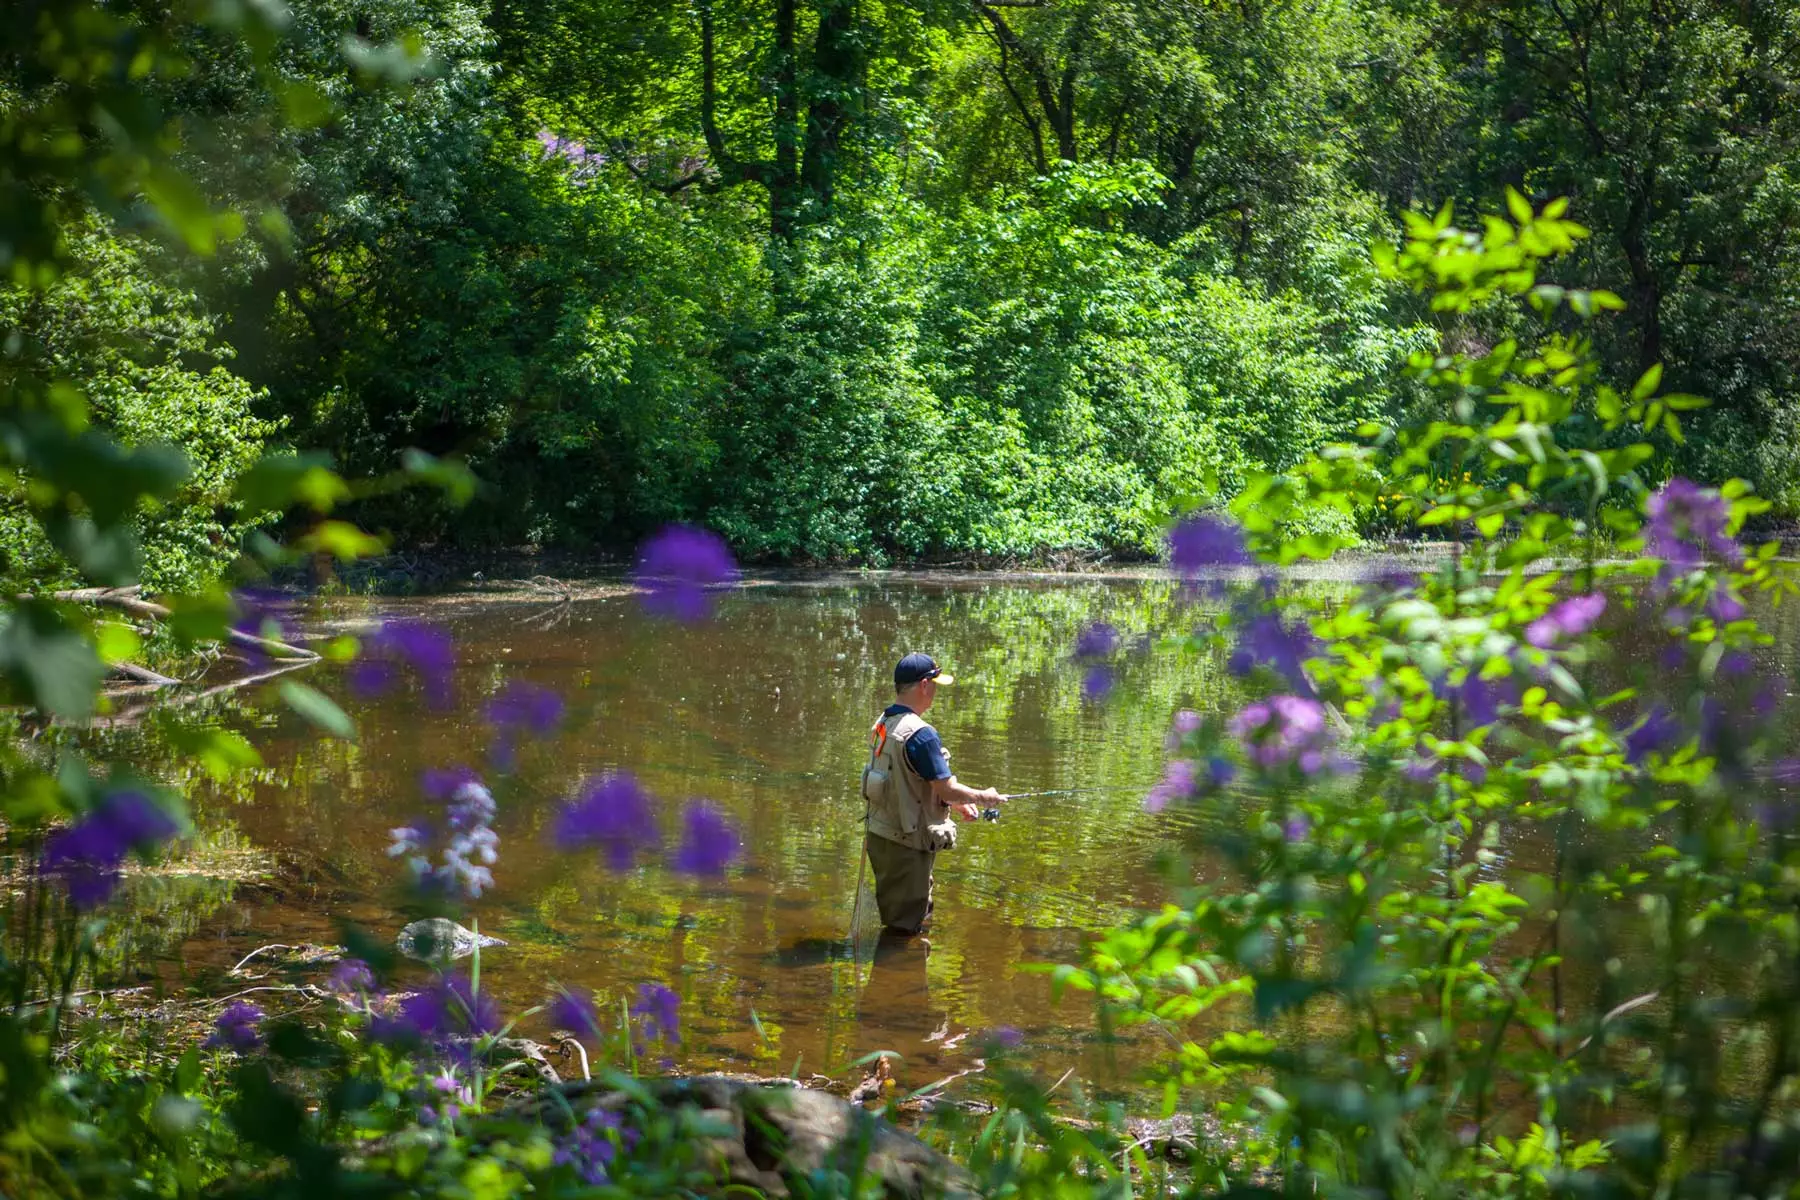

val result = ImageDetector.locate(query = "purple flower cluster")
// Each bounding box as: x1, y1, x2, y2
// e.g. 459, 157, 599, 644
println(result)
1229, 695, 1342, 775
634, 525, 738, 622
631, 983, 681, 1052
388, 770, 500, 898
553, 1106, 635, 1185
420, 1066, 475, 1125
672, 802, 739, 876
1168, 513, 1251, 578
1144, 755, 1234, 813
549, 986, 602, 1038
1074, 621, 1121, 700
1525, 593, 1606, 648
984, 1026, 1025, 1050
350, 620, 455, 708
554, 774, 741, 877
230, 587, 298, 666
1440, 671, 1518, 728
1228, 612, 1321, 697
1624, 707, 1682, 764
555, 773, 660, 870
1646, 478, 1742, 584
205, 1001, 265, 1053
374, 972, 501, 1046
327, 958, 377, 997
484, 680, 565, 770
41, 791, 178, 910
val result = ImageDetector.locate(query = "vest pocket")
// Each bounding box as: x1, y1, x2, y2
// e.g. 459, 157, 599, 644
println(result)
861, 765, 888, 805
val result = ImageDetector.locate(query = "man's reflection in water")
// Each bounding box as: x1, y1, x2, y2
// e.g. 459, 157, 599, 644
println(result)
858, 930, 946, 1084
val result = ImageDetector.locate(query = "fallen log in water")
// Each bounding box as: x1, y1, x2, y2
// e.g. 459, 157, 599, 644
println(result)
27, 586, 320, 662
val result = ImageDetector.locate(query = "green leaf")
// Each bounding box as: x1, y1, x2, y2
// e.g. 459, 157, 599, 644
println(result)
235, 452, 349, 515
0, 601, 104, 718
296, 520, 387, 561
174, 1046, 202, 1095
1631, 363, 1663, 401
278, 681, 356, 740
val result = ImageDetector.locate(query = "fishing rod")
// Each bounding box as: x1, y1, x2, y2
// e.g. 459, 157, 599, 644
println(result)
979, 784, 1148, 821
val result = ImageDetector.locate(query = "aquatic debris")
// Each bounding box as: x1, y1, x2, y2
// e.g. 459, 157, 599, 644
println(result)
396, 917, 506, 963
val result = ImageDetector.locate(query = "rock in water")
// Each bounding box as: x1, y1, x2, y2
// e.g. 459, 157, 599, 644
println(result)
396, 918, 505, 962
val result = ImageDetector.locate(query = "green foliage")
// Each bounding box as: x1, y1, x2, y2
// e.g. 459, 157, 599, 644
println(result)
0, 224, 277, 593
1068, 194, 1800, 1196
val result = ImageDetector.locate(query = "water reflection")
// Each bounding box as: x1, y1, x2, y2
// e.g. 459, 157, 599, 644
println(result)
82, 571, 1800, 1103
150, 576, 1225, 1094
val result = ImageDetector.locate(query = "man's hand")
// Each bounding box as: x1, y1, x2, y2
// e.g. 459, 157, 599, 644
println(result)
976, 786, 1002, 804
955, 802, 981, 822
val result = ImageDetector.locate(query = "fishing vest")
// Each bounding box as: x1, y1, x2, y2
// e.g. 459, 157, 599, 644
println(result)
862, 710, 951, 852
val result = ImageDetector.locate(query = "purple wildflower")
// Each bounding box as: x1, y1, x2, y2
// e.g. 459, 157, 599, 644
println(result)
1646, 478, 1742, 584
230, 587, 297, 666
1525, 593, 1607, 648
549, 986, 602, 1037
672, 801, 739, 877
1082, 665, 1114, 701
350, 620, 455, 707
553, 1106, 629, 1185
420, 1067, 475, 1125
327, 959, 376, 996
408, 973, 501, 1040
1229, 695, 1342, 775
41, 791, 178, 910
555, 774, 661, 871
985, 1026, 1025, 1050
1624, 707, 1682, 764
420, 766, 482, 802
1283, 814, 1310, 842
631, 983, 681, 1049
634, 525, 738, 622
1145, 759, 1197, 813
440, 779, 500, 898
1172, 709, 1202, 736
389, 775, 500, 898
1440, 671, 1517, 728
1167, 513, 1251, 577
1228, 613, 1320, 696
1709, 587, 1747, 623
1074, 622, 1120, 658
485, 681, 564, 770
205, 1001, 265, 1053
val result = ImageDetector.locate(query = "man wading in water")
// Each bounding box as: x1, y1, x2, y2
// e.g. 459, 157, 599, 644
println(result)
861, 653, 1004, 936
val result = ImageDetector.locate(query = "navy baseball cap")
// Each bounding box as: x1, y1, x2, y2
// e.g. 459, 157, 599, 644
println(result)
894, 652, 954, 688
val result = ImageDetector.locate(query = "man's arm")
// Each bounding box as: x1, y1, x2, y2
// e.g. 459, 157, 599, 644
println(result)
931, 775, 1002, 821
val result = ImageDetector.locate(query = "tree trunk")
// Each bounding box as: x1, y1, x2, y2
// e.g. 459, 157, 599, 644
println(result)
801, 0, 859, 215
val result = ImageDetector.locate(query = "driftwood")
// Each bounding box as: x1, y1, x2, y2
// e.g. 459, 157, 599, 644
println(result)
33, 586, 318, 662
109, 660, 181, 686
11, 586, 326, 726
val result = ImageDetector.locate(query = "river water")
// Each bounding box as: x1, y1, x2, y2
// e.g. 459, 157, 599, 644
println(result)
93, 565, 1800, 1107
149, 573, 1249, 1098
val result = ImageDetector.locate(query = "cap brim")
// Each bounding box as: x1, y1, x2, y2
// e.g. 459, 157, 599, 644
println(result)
933, 672, 954, 686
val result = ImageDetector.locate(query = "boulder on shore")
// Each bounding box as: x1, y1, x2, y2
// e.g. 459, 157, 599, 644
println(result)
514, 1075, 976, 1198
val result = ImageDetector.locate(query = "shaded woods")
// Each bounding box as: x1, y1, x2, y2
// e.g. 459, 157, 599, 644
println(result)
8, 0, 1800, 582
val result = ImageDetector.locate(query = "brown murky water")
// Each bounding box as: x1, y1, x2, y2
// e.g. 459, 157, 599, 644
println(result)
154, 574, 1240, 1098
110, 568, 1800, 1108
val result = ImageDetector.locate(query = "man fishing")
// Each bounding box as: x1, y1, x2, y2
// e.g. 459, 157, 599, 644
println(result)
860, 653, 1004, 936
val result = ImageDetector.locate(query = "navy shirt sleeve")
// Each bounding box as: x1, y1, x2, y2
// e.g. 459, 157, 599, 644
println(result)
904, 725, 951, 782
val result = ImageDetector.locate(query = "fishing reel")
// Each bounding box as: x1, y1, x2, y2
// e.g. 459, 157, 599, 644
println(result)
979, 807, 1001, 822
